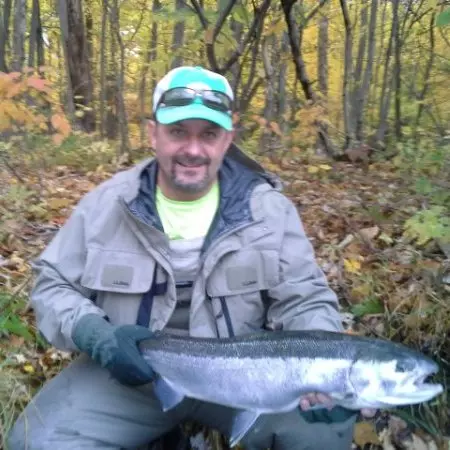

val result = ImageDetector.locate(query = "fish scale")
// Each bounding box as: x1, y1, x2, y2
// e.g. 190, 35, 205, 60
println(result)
139, 329, 443, 447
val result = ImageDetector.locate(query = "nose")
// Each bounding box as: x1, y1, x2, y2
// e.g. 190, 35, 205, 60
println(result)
184, 137, 203, 156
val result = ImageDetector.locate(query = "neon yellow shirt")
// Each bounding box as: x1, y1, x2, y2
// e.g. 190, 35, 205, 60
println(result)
156, 183, 219, 240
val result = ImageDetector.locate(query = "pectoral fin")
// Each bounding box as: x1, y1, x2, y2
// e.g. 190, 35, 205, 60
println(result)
153, 376, 185, 411
229, 410, 260, 448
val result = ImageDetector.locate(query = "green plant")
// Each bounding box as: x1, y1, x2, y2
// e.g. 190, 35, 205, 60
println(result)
0, 293, 38, 343
404, 206, 450, 245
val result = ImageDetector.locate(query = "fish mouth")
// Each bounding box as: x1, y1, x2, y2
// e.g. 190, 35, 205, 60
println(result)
380, 370, 444, 406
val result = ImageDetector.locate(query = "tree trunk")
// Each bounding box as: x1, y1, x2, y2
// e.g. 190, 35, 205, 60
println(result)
12, 0, 26, 72
317, 11, 328, 97
229, 17, 244, 97
260, 33, 277, 153
85, 0, 94, 60
0, 0, 12, 72
58, 0, 96, 132
355, 0, 378, 142
99, 0, 108, 138
316, 9, 328, 153
369, 0, 387, 124
393, 10, 402, 141
106, 1, 118, 140
139, 0, 160, 145
279, 31, 290, 127
374, 0, 399, 147
171, 0, 185, 69
414, 12, 436, 140
353, 0, 367, 89
281, 0, 315, 102
339, 0, 355, 148
351, 0, 368, 139
110, 0, 130, 154
29, 0, 45, 69
281, 0, 336, 156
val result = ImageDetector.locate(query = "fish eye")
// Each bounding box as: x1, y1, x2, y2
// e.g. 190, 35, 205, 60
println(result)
396, 360, 414, 373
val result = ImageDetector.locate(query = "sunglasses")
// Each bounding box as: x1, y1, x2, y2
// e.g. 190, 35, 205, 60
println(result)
156, 88, 233, 114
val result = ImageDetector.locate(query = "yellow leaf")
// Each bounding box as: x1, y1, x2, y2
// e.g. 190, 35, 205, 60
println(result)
23, 363, 35, 373
353, 422, 380, 447
48, 198, 72, 210
319, 164, 332, 171
74, 110, 85, 118
344, 258, 361, 273
307, 166, 319, 174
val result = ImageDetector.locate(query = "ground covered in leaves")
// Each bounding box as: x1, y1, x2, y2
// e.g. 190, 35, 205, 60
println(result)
0, 154, 448, 450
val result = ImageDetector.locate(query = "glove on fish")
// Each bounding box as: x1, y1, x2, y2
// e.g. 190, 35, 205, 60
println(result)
72, 313, 155, 386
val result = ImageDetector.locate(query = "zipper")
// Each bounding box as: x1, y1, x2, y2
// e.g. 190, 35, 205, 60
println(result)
219, 296, 235, 337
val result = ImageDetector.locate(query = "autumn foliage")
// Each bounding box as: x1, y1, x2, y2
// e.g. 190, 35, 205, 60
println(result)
0, 70, 71, 145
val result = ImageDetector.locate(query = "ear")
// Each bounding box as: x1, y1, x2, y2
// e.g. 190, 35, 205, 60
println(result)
148, 120, 157, 148
225, 128, 236, 147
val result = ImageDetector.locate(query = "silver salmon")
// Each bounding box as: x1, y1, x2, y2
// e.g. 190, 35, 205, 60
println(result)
139, 330, 443, 446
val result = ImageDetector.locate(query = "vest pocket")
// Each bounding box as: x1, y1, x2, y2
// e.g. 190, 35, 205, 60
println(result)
80, 247, 155, 293
80, 247, 157, 325
206, 249, 279, 336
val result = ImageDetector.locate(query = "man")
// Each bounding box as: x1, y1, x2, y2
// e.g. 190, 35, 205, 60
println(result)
7, 66, 372, 450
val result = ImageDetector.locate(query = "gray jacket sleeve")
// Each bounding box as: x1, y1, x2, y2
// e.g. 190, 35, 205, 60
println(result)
266, 199, 343, 333
30, 198, 106, 351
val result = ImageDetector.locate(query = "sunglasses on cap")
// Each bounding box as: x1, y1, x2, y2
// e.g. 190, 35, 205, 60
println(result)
156, 87, 233, 114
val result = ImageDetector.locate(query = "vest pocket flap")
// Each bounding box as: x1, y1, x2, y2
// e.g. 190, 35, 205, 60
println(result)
81, 247, 155, 293
206, 249, 279, 296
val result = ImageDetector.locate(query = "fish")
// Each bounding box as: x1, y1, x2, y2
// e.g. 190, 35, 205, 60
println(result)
139, 329, 444, 447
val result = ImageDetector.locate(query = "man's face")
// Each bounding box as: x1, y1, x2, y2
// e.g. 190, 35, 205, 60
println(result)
149, 119, 234, 200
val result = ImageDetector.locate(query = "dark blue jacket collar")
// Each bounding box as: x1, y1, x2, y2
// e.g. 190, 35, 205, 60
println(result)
128, 155, 271, 250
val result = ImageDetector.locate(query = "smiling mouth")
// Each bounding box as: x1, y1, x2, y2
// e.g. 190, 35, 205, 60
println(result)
176, 162, 205, 168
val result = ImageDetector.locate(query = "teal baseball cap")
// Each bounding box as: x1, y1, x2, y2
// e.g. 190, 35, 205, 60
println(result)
152, 66, 234, 130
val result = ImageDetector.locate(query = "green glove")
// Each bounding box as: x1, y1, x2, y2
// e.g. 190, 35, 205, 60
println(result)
72, 314, 155, 386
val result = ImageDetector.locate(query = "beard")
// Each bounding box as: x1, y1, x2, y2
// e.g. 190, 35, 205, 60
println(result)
170, 154, 212, 193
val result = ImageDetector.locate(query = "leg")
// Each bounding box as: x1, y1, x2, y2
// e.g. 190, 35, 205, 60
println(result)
241, 407, 357, 450
6, 354, 187, 450
189, 403, 357, 450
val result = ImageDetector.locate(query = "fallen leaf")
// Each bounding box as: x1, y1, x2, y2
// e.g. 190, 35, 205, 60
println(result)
47, 198, 72, 211
353, 422, 380, 447
359, 226, 380, 240
22, 363, 35, 374
308, 166, 319, 174
344, 258, 362, 273
378, 232, 394, 245
338, 234, 354, 249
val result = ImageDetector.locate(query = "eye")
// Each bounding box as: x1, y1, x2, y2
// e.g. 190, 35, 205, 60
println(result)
202, 130, 218, 139
396, 360, 414, 373
170, 128, 186, 138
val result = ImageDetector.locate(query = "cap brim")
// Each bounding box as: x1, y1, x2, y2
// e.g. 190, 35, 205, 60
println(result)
156, 104, 233, 131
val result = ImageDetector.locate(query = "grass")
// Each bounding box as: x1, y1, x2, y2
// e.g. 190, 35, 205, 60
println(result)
0, 293, 48, 449
0, 362, 33, 449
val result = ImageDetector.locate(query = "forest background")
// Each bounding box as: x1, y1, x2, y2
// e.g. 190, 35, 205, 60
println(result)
0, 0, 449, 449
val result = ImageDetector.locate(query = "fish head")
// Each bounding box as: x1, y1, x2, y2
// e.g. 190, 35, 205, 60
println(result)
346, 343, 443, 409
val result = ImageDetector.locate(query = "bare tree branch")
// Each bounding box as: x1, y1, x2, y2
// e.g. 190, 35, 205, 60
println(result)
305, 0, 328, 23
189, 0, 208, 28
220, 0, 270, 73
190, 0, 271, 74
213, 0, 238, 41
281, 0, 315, 101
